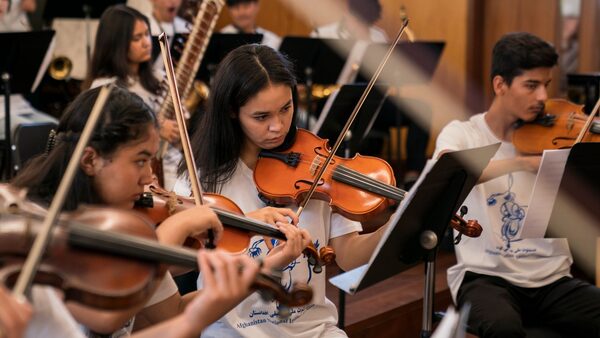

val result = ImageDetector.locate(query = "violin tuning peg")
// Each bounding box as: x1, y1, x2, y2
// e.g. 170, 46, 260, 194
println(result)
454, 233, 463, 245
460, 205, 468, 217
312, 264, 323, 274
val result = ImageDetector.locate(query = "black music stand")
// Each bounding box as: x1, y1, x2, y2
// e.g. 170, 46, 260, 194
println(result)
195, 33, 263, 84
0, 31, 55, 180
279, 37, 355, 128
151, 33, 187, 65
545, 143, 600, 279
329, 143, 500, 338
312, 83, 388, 157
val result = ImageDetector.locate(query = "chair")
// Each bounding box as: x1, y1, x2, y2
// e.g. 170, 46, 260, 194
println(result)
12, 121, 57, 171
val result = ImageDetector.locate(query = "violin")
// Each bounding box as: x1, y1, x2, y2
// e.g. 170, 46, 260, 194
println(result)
255, 129, 483, 241
0, 186, 313, 310
255, 128, 403, 223
134, 184, 335, 272
513, 99, 600, 155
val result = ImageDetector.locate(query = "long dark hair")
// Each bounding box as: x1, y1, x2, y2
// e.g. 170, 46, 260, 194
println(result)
183, 44, 297, 193
12, 86, 157, 210
83, 5, 161, 94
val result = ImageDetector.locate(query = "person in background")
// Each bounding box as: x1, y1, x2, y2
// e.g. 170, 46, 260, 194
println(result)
221, 0, 281, 50
0, 0, 34, 32
83, 5, 182, 190
147, 0, 189, 37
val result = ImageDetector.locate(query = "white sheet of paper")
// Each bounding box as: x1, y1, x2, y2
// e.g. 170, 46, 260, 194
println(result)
520, 149, 570, 238
329, 159, 437, 294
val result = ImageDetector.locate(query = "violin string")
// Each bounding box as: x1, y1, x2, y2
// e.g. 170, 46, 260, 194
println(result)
335, 165, 406, 201
267, 156, 405, 202
279, 157, 405, 199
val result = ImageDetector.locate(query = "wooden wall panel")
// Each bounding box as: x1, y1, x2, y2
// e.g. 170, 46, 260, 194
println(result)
479, 0, 561, 108
578, 0, 600, 72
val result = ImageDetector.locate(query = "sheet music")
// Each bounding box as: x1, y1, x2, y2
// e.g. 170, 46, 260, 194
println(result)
32, 35, 57, 93
520, 149, 570, 238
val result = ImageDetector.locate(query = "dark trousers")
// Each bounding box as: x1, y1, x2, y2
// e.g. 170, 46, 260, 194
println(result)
457, 272, 600, 338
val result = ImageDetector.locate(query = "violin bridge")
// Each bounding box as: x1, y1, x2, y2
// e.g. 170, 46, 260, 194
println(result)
567, 112, 575, 131
310, 156, 322, 176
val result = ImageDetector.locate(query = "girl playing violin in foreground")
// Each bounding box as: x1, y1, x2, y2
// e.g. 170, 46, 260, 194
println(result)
0, 250, 259, 338
8, 86, 301, 337
174, 44, 392, 337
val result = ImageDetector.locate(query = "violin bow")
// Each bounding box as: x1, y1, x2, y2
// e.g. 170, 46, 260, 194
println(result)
296, 19, 410, 217
574, 96, 600, 144
12, 84, 113, 298
158, 32, 216, 248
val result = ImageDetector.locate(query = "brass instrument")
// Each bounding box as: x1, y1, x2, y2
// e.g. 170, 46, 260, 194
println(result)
184, 80, 210, 112
311, 84, 341, 100
48, 56, 73, 80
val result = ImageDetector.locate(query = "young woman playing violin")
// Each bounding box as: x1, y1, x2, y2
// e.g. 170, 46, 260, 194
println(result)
433, 32, 600, 337
0, 251, 259, 338
174, 44, 392, 337
9, 86, 303, 337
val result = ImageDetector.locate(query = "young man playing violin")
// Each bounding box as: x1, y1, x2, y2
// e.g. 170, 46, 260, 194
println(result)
433, 32, 600, 338
8, 86, 307, 337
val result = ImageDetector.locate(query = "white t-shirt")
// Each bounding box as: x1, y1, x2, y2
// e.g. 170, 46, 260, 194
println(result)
24, 271, 178, 338
90, 75, 182, 191
220, 24, 282, 50
173, 160, 361, 338
433, 113, 572, 301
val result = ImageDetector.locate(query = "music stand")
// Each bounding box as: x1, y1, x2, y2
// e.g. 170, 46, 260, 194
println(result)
43, 0, 125, 64
279, 37, 355, 128
354, 41, 445, 85
0, 31, 55, 180
195, 33, 263, 84
545, 143, 600, 279
312, 83, 388, 157
329, 143, 500, 338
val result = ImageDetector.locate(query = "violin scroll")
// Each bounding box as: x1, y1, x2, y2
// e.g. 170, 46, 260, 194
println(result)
450, 206, 482, 244
302, 244, 336, 274
253, 271, 313, 318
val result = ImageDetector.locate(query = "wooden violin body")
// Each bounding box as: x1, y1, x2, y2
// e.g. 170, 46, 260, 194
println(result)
0, 204, 164, 310
513, 99, 600, 155
255, 129, 400, 223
